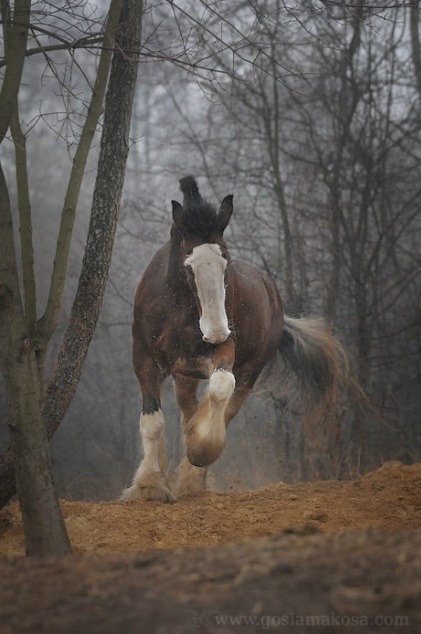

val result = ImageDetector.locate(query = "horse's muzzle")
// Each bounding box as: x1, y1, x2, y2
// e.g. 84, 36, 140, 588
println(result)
202, 328, 231, 345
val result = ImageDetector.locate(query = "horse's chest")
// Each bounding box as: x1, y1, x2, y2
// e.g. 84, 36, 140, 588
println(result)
153, 312, 202, 356
150, 308, 216, 377
155, 330, 212, 379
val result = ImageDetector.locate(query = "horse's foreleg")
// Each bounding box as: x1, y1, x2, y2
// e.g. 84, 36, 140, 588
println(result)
173, 374, 199, 429
185, 340, 236, 468
121, 361, 174, 503
224, 384, 251, 427
175, 381, 249, 494
173, 376, 208, 495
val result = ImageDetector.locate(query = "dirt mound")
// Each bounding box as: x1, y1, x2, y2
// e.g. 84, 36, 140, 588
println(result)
1, 461, 420, 557
1, 462, 420, 633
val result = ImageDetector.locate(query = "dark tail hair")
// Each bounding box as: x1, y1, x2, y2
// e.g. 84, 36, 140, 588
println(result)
278, 316, 353, 444
278, 315, 372, 478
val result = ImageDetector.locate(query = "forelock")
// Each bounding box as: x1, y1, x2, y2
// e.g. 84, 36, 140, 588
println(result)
183, 200, 219, 240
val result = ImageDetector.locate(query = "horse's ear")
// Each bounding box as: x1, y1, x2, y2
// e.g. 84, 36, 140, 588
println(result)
171, 200, 184, 232
218, 194, 233, 234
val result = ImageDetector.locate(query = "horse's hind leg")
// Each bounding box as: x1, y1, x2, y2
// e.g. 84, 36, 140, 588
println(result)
121, 359, 174, 503
173, 375, 208, 495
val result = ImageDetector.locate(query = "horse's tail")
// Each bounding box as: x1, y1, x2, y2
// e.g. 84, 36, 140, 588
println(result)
278, 315, 350, 436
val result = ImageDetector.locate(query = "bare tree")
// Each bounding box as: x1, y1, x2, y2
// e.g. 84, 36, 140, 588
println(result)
0, 0, 142, 554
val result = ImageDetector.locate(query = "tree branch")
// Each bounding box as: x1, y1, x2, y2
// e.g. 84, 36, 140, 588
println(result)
37, 0, 125, 356
0, 0, 31, 143
42, 0, 143, 438
10, 102, 37, 330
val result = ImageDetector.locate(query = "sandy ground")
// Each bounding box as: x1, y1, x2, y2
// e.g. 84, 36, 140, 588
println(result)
0, 461, 420, 632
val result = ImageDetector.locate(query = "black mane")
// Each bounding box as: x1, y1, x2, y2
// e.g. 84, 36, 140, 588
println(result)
179, 176, 219, 240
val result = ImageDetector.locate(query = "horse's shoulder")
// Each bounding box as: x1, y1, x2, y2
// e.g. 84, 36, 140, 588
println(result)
230, 259, 271, 284
229, 259, 281, 306
149, 240, 171, 266
230, 258, 256, 273
139, 242, 170, 280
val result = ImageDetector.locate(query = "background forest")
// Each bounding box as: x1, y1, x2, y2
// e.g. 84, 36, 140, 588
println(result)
1, 0, 420, 501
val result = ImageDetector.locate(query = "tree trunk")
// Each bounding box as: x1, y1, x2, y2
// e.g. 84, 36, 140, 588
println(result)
0, 166, 72, 555
0, 0, 143, 510
0, 0, 72, 554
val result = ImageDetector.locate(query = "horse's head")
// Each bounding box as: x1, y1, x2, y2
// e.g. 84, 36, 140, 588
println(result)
171, 177, 233, 345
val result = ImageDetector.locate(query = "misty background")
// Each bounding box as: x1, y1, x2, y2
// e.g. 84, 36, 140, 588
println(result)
1, 0, 420, 500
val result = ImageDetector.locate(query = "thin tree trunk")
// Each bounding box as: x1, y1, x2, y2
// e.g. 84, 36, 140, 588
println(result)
10, 104, 36, 330
37, 0, 125, 361
410, 4, 421, 102
0, 0, 31, 142
43, 0, 143, 437
325, 2, 363, 320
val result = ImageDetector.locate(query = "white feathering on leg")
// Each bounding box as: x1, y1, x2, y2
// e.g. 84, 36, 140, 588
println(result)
209, 369, 236, 402
121, 410, 174, 502
133, 411, 164, 481
186, 370, 235, 467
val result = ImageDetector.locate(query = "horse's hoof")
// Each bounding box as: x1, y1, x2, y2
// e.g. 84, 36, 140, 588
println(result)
172, 458, 207, 496
140, 484, 176, 503
176, 483, 205, 496
121, 484, 176, 503
120, 473, 176, 503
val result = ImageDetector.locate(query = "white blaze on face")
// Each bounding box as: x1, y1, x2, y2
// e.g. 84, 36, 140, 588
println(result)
185, 243, 230, 344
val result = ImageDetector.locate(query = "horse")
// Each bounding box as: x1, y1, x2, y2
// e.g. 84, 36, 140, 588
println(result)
121, 176, 348, 502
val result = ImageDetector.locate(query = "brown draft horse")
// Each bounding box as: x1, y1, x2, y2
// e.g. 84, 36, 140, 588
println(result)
122, 177, 347, 502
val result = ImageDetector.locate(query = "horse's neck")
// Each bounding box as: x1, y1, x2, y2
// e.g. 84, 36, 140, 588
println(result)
166, 231, 187, 291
